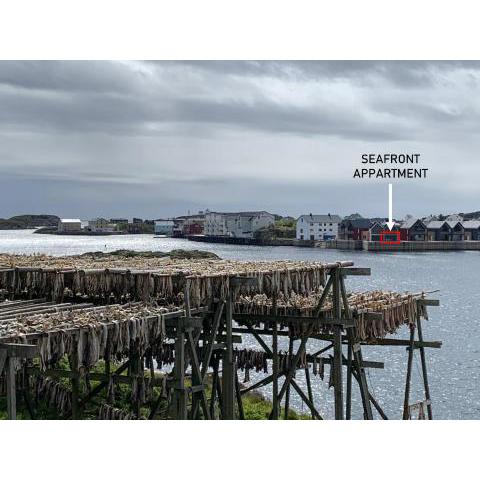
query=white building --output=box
[296,214,342,241]
[58,218,82,233]
[154,219,175,236]
[205,211,275,238]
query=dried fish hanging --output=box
[0,304,168,370]
[97,403,143,420]
[235,290,425,341]
[234,348,268,382]
[0,254,333,305]
[35,375,72,416]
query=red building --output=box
[339,218,372,240]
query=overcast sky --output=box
[0,60,479,220]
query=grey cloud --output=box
[0,60,480,218]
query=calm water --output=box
[1,230,478,419]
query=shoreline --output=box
[186,235,480,252]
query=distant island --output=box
[0,214,59,230]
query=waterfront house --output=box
[296,214,342,241]
[462,220,480,240]
[88,217,116,233]
[173,212,206,237]
[205,211,275,238]
[57,218,82,233]
[368,222,384,241]
[154,219,175,236]
[426,220,465,241]
[399,218,427,241]
[339,218,371,240]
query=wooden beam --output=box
[417,299,440,306]
[0,343,37,358]
[340,267,371,276]
[234,313,354,328]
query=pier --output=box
[0,255,440,420]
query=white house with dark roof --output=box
[296,214,342,241]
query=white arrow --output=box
[386,183,395,231]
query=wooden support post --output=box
[186,329,211,420]
[210,354,220,419]
[403,324,416,420]
[346,342,353,420]
[6,357,16,420]
[222,286,235,419]
[332,268,344,420]
[304,365,315,419]
[416,308,433,420]
[173,326,187,419]
[70,353,80,420]
[234,366,245,420]
[274,336,308,408]
[271,293,279,420]
[283,336,294,420]
[290,379,323,420]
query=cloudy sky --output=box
[0,60,479,220]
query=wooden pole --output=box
[222,285,235,419]
[304,365,316,419]
[346,342,353,420]
[332,268,344,420]
[70,353,80,420]
[271,293,279,420]
[283,336,294,419]
[173,325,187,419]
[234,366,245,420]
[6,357,16,420]
[403,324,416,420]
[416,307,433,419]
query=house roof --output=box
[401,217,424,229]
[463,220,480,229]
[59,218,81,223]
[298,214,342,223]
[446,221,463,229]
[426,221,446,229]
[342,218,371,229]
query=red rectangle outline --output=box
[380,230,401,245]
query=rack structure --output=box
[0,258,440,420]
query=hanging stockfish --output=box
[328,356,335,389]
[35,375,72,416]
[97,403,142,420]
[1,304,168,371]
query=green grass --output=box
[1,357,311,420]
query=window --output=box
[300,229,303,233]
